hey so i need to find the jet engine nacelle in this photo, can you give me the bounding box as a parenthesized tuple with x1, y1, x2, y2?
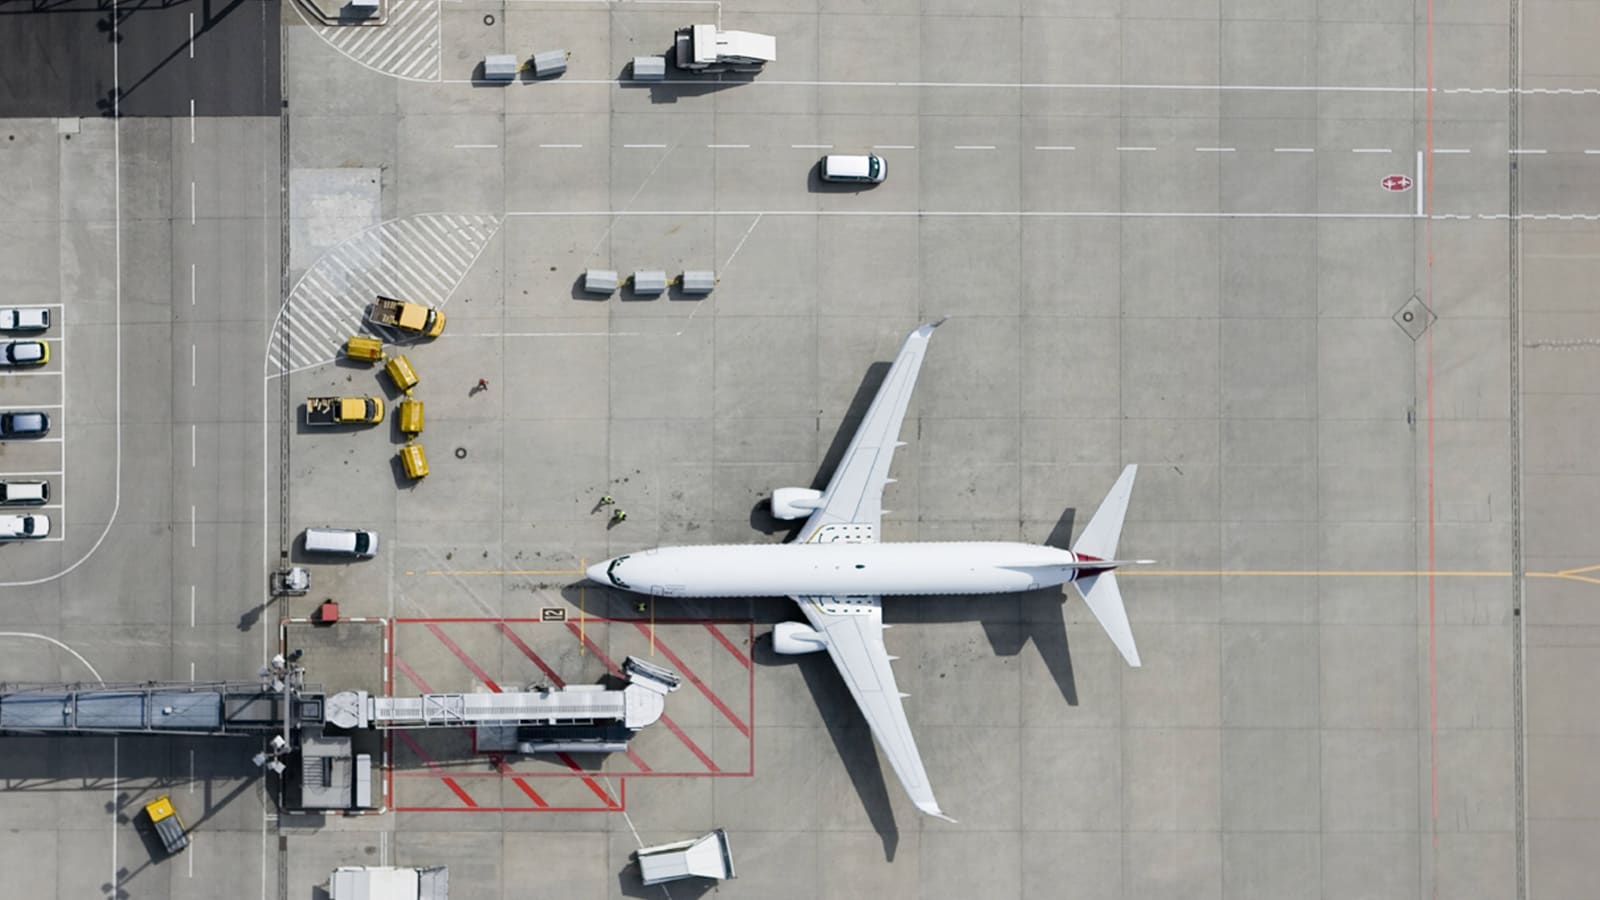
(771, 621, 827, 655)
(770, 487, 824, 520)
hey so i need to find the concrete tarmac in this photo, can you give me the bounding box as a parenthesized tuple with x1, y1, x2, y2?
(4, 0, 1599, 898)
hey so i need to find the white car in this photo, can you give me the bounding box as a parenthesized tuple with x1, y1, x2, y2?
(0, 481, 49, 505)
(820, 154, 886, 184)
(0, 513, 50, 539)
(0, 308, 49, 332)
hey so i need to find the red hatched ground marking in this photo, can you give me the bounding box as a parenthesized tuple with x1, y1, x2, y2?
(631, 621, 751, 737)
(385, 616, 754, 812)
(563, 621, 725, 774)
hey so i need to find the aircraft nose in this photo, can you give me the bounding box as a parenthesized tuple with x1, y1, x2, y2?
(586, 560, 610, 584)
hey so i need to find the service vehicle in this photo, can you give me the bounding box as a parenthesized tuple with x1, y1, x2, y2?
(673, 23, 776, 72)
(344, 335, 384, 362)
(397, 398, 424, 436)
(0, 307, 49, 332)
(304, 396, 385, 427)
(0, 480, 49, 505)
(0, 411, 49, 437)
(367, 296, 445, 337)
(398, 443, 429, 480)
(303, 527, 379, 559)
(144, 796, 190, 855)
(2, 340, 49, 366)
(820, 154, 887, 184)
(0, 513, 50, 539)
(384, 355, 419, 393)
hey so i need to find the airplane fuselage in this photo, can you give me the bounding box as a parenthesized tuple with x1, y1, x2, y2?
(589, 542, 1099, 598)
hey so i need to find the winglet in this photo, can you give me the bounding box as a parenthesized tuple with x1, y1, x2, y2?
(916, 798, 957, 823)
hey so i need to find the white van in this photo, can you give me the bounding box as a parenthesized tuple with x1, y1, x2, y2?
(303, 527, 379, 559)
(0, 480, 49, 505)
(820, 154, 886, 184)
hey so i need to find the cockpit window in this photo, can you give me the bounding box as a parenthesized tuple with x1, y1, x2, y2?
(606, 555, 630, 589)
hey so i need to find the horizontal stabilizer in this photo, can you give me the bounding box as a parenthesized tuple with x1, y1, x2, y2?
(1072, 465, 1137, 561)
(1073, 571, 1140, 667)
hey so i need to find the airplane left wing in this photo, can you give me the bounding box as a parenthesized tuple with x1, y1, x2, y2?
(795, 595, 953, 821)
(795, 319, 946, 545)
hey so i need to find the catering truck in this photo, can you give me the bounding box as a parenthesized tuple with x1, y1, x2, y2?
(305, 396, 385, 426)
(672, 24, 775, 73)
(367, 296, 445, 337)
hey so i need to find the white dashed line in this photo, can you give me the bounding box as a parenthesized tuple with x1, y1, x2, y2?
(791, 144, 833, 149)
(1116, 146, 1157, 152)
(1585, 149, 1600, 155)
(1434, 148, 1471, 154)
(538, 143, 583, 149)
(189, 99, 195, 144)
(190, 182, 196, 224)
(624, 143, 668, 149)
(707, 144, 750, 149)
(873, 144, 915, 150)
(954, 145, 996, 150)
(1274, 147, 1314, 153)
(1510, 148, 1547, 154)
(1195, 147, 1235, 152)
(1353, 148, 1393, 153)
(1034, 145, 1076, 151)
(190, 263, 196, 305)
(188, 12, 194, 59)
(453, 144, 498, 149)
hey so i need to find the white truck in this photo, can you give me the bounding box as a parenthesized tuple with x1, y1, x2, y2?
(673, 24, 775, 73)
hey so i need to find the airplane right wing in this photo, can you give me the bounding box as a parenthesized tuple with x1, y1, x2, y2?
(795, 595, 953, 822)
(794, 319, 946, 545)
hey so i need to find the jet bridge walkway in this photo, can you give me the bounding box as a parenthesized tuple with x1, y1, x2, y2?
(0, 681, 308, 736)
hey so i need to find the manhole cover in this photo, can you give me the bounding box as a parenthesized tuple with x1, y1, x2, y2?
(1393, 295, 1436, 341)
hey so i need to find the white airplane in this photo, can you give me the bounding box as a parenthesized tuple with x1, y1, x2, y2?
(587, 319, 1148, 821)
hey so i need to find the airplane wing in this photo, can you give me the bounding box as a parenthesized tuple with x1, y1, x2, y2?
(795, 595, 953, 821)
(795, 319, 946, 545)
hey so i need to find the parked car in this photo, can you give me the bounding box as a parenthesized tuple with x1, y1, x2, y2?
(0, 411, 50, 437)
(2, 340, 49, 366)
(0, 513, 50, 539)
(0, 481, 49, 505)
(0, 308, 49, 332)
(820, 154, 886, 184)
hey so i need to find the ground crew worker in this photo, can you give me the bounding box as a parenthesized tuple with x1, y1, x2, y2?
(599, 494, 614, 507)
(476, 378, 489, 391)
(612, 508, 627, 523)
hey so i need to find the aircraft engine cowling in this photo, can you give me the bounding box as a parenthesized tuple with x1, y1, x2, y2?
(772, 621, 827, 655)
(770, 487, 824, 520)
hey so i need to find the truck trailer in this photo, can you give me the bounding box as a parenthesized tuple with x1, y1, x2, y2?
(672, 24, 775, 73)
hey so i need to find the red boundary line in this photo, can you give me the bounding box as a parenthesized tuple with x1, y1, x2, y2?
(704, 622, 752, 669)
(395, 616, 750, 624)
(564, 621, 724, 774)
(631, 621, 750, 737)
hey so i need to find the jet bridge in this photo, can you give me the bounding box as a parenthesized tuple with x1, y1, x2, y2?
(325, 655, 680, 734)
(0, 681, 310, 736)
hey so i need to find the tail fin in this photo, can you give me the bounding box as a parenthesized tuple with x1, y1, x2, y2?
(1072, 465, 1142, 667)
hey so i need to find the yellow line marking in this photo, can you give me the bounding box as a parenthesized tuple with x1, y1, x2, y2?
(1127, 569, 1600, 586)
(420, 569, 585, 576)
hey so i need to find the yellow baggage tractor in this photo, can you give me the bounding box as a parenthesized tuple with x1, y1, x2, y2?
(344, 335, 384, 363)
(144, 795, 190, 855)
(399, 443, 429, 480)
(384, 354, 419, 393)
(398, 398, 424, 436)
